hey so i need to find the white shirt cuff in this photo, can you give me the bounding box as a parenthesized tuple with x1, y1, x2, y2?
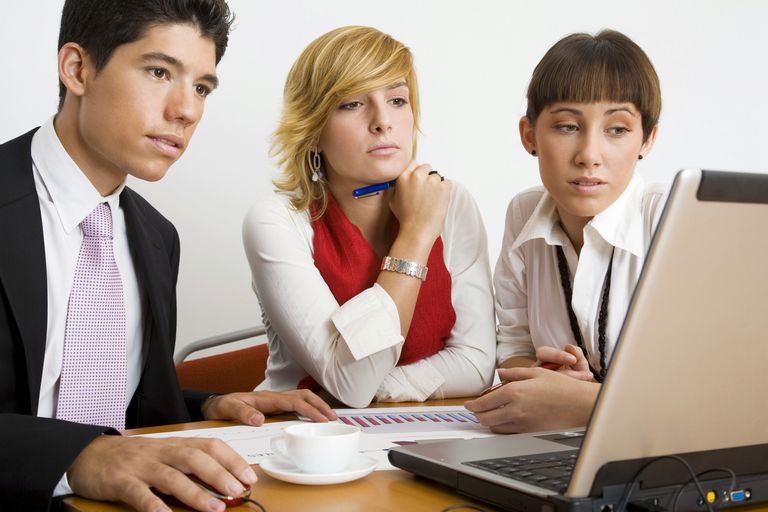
(53, 472, 73, 497)
(331, 284, 403, 360)
(376, 359, 446, 402)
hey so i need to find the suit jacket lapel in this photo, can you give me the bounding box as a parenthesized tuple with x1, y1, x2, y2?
(121, 189, 174, 360)
(0, 129, 48, 411)
(120, 188, 188, 425)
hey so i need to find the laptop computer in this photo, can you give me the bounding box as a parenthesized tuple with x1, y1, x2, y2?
(389, 169, 768, 511)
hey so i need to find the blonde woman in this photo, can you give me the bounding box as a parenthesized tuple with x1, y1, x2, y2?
(243, 26, 495, 408)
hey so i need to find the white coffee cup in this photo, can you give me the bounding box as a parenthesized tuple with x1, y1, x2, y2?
(270, 423, 360, 474)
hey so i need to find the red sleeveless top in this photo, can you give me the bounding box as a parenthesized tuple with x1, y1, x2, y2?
(298, 194, 456, 390)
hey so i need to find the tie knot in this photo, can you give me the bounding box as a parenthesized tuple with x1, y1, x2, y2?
(81, 203, 113, 239)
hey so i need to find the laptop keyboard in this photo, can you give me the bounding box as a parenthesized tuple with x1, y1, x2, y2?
(463, 450, 577, 494)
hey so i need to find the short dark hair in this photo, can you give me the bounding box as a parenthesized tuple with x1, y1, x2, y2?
(57, 0, 234, 110)
(526, 29, 661, 142)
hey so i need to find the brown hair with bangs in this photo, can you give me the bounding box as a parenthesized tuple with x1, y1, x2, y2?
(526, 29, 661, 141)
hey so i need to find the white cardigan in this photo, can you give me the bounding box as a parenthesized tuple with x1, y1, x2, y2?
(243, 182, 496, 407)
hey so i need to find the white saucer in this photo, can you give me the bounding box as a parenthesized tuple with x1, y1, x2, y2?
(260, 454, 377, 485)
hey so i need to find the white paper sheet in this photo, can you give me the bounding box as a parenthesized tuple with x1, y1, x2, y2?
(136, 405, 496, 470)
(137, 421, 303, 465)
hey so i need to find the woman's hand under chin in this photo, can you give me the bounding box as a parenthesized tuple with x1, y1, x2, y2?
(389, 160, 452, 247)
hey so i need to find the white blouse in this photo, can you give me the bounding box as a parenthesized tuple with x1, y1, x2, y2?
(494, 173, 668, 371)
(243, 182, 496, 408)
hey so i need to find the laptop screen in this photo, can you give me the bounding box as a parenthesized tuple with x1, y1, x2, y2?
(569, 169, 768, 496)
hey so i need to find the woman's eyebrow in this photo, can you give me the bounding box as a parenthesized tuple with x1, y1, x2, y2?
(549, 107, 582, 115)
(605, 107, 637, 117)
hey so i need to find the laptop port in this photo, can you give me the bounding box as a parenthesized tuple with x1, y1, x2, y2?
(727, 489, 751, 503)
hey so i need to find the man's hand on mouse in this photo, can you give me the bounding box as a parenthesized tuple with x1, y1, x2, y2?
(201, 389, 337, 426)
(67, 391, 335, 510)
(68, 435, 255, 512)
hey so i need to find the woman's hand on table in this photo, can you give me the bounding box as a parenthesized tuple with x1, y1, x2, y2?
(464, 367, 598, 433)
(535, 344, 594, 381)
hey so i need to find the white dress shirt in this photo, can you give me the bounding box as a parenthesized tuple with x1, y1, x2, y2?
(31, 117, 144, 495)
(243, 182, 496, 408)
(494, 173, 668, 371)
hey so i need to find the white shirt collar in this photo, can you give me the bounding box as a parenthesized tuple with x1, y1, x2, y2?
(512, 172, 647, 257)
(511, 193, 568, 250)
(31, 116, 125, 234)
(589, 173, 646, 256)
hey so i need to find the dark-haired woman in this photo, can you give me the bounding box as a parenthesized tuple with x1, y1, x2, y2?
(466, 29, 665, 433)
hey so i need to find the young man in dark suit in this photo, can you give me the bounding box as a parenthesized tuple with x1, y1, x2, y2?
(0, 1, 335, 510)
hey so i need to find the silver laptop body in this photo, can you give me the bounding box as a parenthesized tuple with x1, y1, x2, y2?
(389, 169, 768, 511)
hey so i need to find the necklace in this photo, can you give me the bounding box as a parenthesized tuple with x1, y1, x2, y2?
(554, 245, 614, 383)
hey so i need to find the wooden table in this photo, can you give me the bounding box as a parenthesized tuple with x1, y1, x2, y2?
(62, 396, 768, 512)
(64, 399, 494, 512)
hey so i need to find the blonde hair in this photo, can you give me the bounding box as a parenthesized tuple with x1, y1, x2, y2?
(271, 26, 420, 216)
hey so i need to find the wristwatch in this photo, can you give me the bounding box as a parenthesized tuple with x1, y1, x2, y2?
(381, 256, 428, 281)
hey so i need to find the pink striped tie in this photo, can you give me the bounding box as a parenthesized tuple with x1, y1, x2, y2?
(56, 202, 127, 430)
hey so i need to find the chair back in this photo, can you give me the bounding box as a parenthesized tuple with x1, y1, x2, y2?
(176, 343, 269, 394)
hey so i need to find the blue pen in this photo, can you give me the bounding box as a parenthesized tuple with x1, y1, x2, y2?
(352, 180, 397, 198)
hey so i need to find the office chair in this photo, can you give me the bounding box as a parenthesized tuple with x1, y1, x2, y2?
(174, 326, 269, 394)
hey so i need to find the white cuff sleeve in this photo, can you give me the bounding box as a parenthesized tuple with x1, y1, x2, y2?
(331, 283, 403, 361)
(53, 472, 73, 497)
(375, 359, 446, 402)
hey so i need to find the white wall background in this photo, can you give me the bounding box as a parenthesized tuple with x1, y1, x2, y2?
(3, 1, 767, 356)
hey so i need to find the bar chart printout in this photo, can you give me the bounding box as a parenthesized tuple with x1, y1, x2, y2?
(334, 406, 487, 434)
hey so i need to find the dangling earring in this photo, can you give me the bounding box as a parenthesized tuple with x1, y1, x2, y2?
(310, 148, 323, 182)
(638, 154, 644, 160)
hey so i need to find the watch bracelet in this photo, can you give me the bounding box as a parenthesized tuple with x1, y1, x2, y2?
(380, 256, 428, 281)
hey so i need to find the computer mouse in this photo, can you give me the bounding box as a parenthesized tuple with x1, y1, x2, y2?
(189, 475, 252, 508)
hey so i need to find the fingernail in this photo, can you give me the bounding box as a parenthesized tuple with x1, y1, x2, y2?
(228, 481, 245, 495)
(248, 412, 264, 425)
(208, 499, 225, 512)
(241, 467, 257, 484)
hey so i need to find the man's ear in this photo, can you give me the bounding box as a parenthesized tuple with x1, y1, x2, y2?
(58, 42, 91, 98)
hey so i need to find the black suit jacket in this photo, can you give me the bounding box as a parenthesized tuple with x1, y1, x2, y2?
(0, 129, 209, 510)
